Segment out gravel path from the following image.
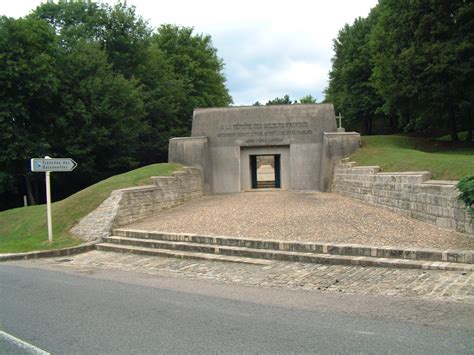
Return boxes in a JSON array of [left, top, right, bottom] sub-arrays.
[[127, 191, 474, 250]]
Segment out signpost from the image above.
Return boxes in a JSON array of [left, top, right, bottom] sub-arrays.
[[30, 158, 77, 172], [30, 157, 77, 242]]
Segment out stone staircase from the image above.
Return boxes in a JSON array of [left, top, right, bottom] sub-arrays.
[[95, 229, 474, 271], [256, 181, 276, 188]]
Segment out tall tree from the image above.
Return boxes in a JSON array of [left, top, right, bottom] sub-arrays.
[[31, 0, 151, 78], [326, 11, 383, 135], [457, 1, 474, 141], [153, 24, 233, 134], [0, 16, 60, 206], [100, 2, 151, 77], [31, 1, 186, 162], [371, 0, 474, 139], [53, 40, 147, 183], [135, 43, 185, 163]]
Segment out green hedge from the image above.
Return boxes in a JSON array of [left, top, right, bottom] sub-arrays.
[[457, 176, 474, 220]]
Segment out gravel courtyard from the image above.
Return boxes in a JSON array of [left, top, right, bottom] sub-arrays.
[[126, 191, 474, 250]]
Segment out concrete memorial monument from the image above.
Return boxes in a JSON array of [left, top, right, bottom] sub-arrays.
[[169, 104, 360, 194]]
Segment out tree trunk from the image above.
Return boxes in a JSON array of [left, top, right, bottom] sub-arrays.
[[449, 106, 459, 142], [388, 115, 397, 134], [33, 176, 40, 205], [466, 107, 472, 142], [364, 117, 373, 135], [25, 175, 36, 206]]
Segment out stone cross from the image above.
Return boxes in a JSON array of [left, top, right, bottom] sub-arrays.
[[336, 113, 343, 128]]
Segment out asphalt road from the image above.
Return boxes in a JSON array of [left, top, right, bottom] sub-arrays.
[[1, 265, 473, 354]]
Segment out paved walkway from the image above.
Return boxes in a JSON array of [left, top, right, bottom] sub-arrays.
[[21, 251, 474, 304], [127, 191, 474, 250]]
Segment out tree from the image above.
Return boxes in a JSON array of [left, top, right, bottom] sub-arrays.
[[31, 0, 151, 78], [299, 95, 317, 104], [32, 2, 189, 164], [135, 43, 185, 163], [53, 40, 147, 183], [266, 94, 295, 105], [326, 11, 383, 135], [30, 0, 105, 45], [100, 2, 151, 77], [28, 1, 154, 199], [0, 16, 60, 206], [153, 24, 233, 135], [370, 0, 474, 139], [456, 2, 474, 141], [1, 2, 234, 211]]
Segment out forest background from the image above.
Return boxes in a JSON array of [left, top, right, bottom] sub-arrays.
[[1, 0, 472, 211]]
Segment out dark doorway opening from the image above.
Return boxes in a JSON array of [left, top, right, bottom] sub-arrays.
[[250, 155, 281, 189]]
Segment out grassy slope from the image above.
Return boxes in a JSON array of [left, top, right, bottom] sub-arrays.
[[350, 136, 474, 180], [0, 163, 181, 253]]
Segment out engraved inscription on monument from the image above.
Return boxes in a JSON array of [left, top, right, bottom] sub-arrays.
[[217, 121, 312, 144]]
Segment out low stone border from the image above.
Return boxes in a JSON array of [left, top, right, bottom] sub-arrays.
[[0, 242, 97, 262]]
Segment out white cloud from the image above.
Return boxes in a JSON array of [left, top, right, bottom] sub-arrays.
[[0, 0, 378, 105], [270, 60, 327, 89]]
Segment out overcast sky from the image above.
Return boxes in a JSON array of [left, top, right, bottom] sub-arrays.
[[1, 0, 378, 105]]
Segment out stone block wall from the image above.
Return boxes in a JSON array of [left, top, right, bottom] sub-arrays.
[[71, 167, 203, 241], [332, 159, 473, 237]]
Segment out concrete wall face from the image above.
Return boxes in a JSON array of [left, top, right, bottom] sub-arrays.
[[192, 104, 337, 147], [169, 104, 360, 193], [168, 137, 212, 194], [210, 146, 241, 194], [332, 160, 473, 237], [289, 143, 321, 190], [70, 168, 203, 241]]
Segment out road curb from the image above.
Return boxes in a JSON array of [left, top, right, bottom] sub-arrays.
[[98, 241, 474, 271], [0, 242, 97, 262]]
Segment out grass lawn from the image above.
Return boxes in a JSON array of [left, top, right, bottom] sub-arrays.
[[350, 135, 474, 180], [0, 163, 181, 254]]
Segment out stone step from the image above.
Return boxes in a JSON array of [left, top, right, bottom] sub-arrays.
[[112, 229, 474, 264], [101, 236, 474, 271], [257, 181, 275, 188], [95, 243, 273, 265]]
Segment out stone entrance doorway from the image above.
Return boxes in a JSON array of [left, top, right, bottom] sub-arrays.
[[250, 155, 281, 189], [240, 146, 289, 191]]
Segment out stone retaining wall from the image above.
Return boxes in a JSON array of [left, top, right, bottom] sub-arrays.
[[332, 159, 473, 237], [71, 167, 203, 241]]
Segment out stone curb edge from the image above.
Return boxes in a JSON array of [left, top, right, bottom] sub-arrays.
[[1, 240, 472, 272], [98, 241, 474, 272], [0, 242, 97, 262]]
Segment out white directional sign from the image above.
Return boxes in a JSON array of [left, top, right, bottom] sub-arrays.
[[30, 156, 78, 242], [30, 158, 77, 172]]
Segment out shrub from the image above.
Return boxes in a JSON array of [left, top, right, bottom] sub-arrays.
[[457, 176, 474, 220]]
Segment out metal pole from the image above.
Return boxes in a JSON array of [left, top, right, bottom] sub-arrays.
[[45, 170, 53, 242]]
